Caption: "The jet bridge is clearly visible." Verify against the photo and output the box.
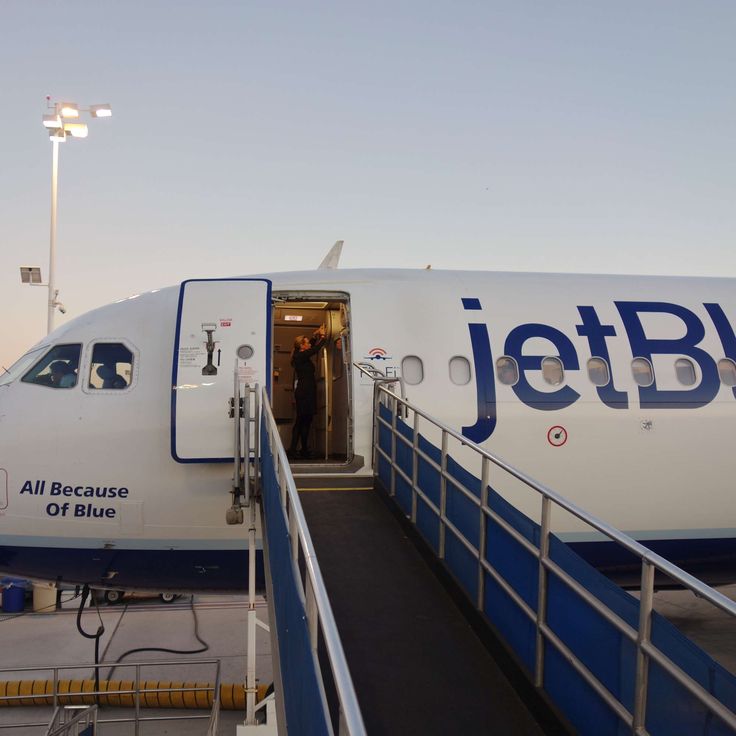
[247,373,736,735]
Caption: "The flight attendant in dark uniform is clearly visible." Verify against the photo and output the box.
[288,324,327,459]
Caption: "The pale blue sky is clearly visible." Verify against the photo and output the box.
[1,1,734,366]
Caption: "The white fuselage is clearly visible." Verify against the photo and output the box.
[1,269,734,589]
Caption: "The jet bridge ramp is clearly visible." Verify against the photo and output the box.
[298,484,559,735]
[365,383,736,736]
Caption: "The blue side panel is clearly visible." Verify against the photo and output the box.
[261,425,330,736]
[545,537,637,735]
[376,403,736,736]
[484,488,540,674]
[647,611,736,734]
[394,416,414,516]
[416,433,441,552]
[377,405,393,491]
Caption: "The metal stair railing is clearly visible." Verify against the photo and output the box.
[369,381,736,736]
[45,705,98,736]
[261,389,366,736]
[0,658,222,734]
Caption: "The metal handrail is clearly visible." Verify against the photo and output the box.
[261,390,367,736]
[0,658,221,732]
[371,383,736,734]
[355,362,406,402]
[45,704,98,736]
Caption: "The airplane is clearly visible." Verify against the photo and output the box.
[1,256,735,591]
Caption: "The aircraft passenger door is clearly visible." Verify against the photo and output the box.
[171,278,272,463]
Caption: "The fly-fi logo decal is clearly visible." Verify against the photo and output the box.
[461,297,736,444]
[365,347,392,361]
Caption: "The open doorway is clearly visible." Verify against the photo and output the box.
[271,292,355,467]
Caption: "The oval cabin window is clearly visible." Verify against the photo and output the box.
[541,357,564,386]
[631,358,654,387]
[402,356,424,386]
[587,357,610,386]
[449,356,471,386]
[718,358,736,387]
[495,356,518,385]
[674,358,696,386]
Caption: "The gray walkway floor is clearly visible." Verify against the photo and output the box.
[300,488,548,736]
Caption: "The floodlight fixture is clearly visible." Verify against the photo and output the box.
[43,114,62,129]
[39,97,112,333]
[20,266,43,285]
[59,102,79,118]
[63,122,88,138]
[90,103,112,118]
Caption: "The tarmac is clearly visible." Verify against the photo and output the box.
[0,582,735,735]
[0,592,272,735]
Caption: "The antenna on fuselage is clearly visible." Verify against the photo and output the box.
[318,240,343,269]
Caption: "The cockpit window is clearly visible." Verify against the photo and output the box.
[21,344,81,389]
[0,346,47,387]
[88,343,133,390]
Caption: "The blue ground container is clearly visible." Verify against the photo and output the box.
[1,579,28,613]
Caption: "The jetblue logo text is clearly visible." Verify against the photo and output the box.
[461,299,736,443]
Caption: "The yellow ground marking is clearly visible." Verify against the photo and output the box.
[296,486,373,492]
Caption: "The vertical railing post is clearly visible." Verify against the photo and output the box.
[254,386,261,497]
[371,385,380,476]
[411,410,419,524]
[477,456,490,610]
[53,667,59,710]
[289,502,299,562]
[390,397,397,497]
[439,430,448,559]
[305,573,319,653]
[246,498,258,725]
[633,560,655,734]
[134,663,141,736]
[233,368,241,504]
[243,383,251,506]
[534,496,552,688]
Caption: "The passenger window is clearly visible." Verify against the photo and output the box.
[88,343,133,390]
[587,357,610,387]
[541,357,564,386]
[21,344,81,389]
[631,358,654,387]
[402,356,424,385]
[718,358,736,387]
[674,358,696,386]
[495,356,518,386]
[449,356,471,386]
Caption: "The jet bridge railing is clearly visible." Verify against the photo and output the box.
[260,389,366,736]
[371,383,736,736]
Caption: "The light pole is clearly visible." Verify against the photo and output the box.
[36,98,112,333]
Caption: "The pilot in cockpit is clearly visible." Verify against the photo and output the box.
[96,364,127,389]
[49,361,76,388]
